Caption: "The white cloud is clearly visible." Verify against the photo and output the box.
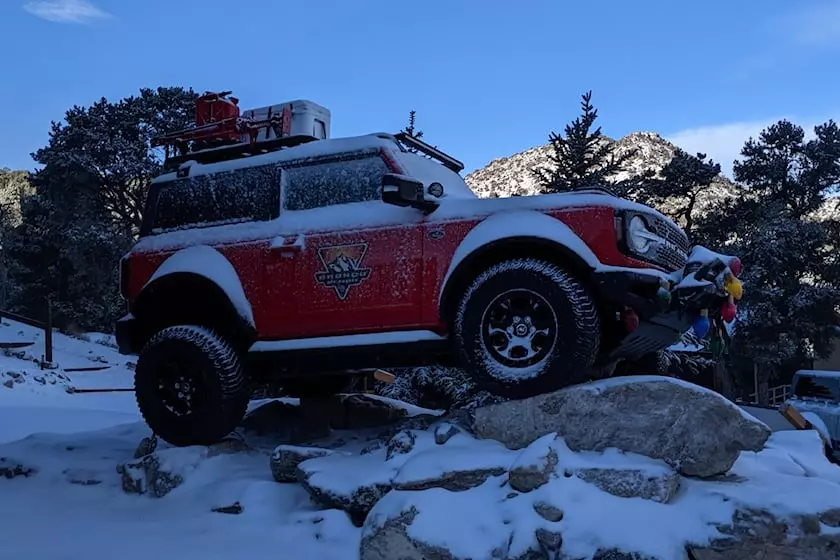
[665,115,837,178]
[665,118,789,178]
[23,0,112,24]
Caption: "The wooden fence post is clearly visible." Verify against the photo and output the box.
[45,298,53,365]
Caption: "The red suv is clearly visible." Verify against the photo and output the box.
[116,93,741,446]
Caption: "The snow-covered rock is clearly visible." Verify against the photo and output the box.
[117,437,254,497]
[508,433,559,493]
[297,448,401,526]
[0,457,36,479]
[575,467,680,504]
[472,376,771,477]
[360,490,512,560]
[687,507,840,559]
[117,446,208,497]
[393,441,513,492]
[270,444,336,483]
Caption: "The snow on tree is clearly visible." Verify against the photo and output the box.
[645,148,721,240]
[5,87,198,331]
[533,91,643,196]
[696,119,840,397]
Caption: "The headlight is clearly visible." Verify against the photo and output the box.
[627,216,660,254]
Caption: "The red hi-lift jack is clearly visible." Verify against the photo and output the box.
[151,91,294,161]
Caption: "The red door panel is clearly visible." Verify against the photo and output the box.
[293,223,424,338]
[258,237,302,338]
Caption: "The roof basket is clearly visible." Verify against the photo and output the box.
[152,91,320,171]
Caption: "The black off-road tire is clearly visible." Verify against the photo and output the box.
[134,325,249,447]
[454,258,600,399]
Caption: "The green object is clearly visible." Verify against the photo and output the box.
[655,287,672,310]
[709,327,728,358]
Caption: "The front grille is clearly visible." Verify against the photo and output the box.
[639,212,689,272]
[653,242,688,271]
[647,216,690,253]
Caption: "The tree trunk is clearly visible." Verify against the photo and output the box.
[713,360,735,400]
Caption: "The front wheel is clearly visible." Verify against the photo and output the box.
[454,258,601,399]
[134,325,249,447]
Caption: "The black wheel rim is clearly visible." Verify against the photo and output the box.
[156,357,203,417]
[479,288,558,373]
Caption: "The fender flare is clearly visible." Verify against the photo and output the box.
[141,245,255,328]
[438,210,601,313]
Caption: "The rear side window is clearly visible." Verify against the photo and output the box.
[145,164,279,234]
[282,153,389,211]
[793,375,840,402]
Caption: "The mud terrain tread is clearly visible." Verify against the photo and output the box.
[134,325,249,447]
[454,258,600,399]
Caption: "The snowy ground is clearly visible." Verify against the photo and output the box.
[1,320,838,559]
[0,320,358,559]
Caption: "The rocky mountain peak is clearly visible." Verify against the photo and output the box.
[464,130,739,214]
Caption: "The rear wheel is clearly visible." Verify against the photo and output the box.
[454,258,600,399]
[134,325,249,447]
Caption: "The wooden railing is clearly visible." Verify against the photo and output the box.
[0,304,53,366]
[748,384,791,406]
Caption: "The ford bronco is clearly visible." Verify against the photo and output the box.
[116,92,743,446]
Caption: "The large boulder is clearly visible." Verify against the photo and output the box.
[472,376,771,477]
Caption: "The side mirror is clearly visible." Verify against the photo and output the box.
[381,173,439,214]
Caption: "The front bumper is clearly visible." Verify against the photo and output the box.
[593,270,691,360]
[592,255,738,361]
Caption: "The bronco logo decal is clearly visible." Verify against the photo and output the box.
[315,243,372,300]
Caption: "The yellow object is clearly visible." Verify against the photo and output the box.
[724,273,743,300]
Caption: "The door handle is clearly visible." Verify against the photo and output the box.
[270,234,305,256]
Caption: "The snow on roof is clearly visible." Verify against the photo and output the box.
[152,133,398,182]
[795,369,840,379]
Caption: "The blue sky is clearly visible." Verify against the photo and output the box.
[1,0,839,176]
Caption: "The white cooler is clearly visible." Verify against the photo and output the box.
[241,99,331,142]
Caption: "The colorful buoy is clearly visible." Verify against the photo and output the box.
[721,298,737,323]
[692,309,710,338]
[723,273,743,300]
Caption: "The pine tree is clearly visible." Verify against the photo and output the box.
[646,148,721,239]
[5,86,198,331]
[402,110,424,154]
[695,119,840,401]
[534,91,638,195]
[403,110,424,140]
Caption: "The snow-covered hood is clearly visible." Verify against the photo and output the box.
[433,190,676,225]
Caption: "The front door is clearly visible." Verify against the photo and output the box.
[277,151,427,339]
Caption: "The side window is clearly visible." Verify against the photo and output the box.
[793,375,840,402]
[282,154,389,211]
[149,164,279,233]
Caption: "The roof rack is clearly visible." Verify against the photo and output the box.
[152,91,322,172]
[393,132,465,173]
[160,135,318,172]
